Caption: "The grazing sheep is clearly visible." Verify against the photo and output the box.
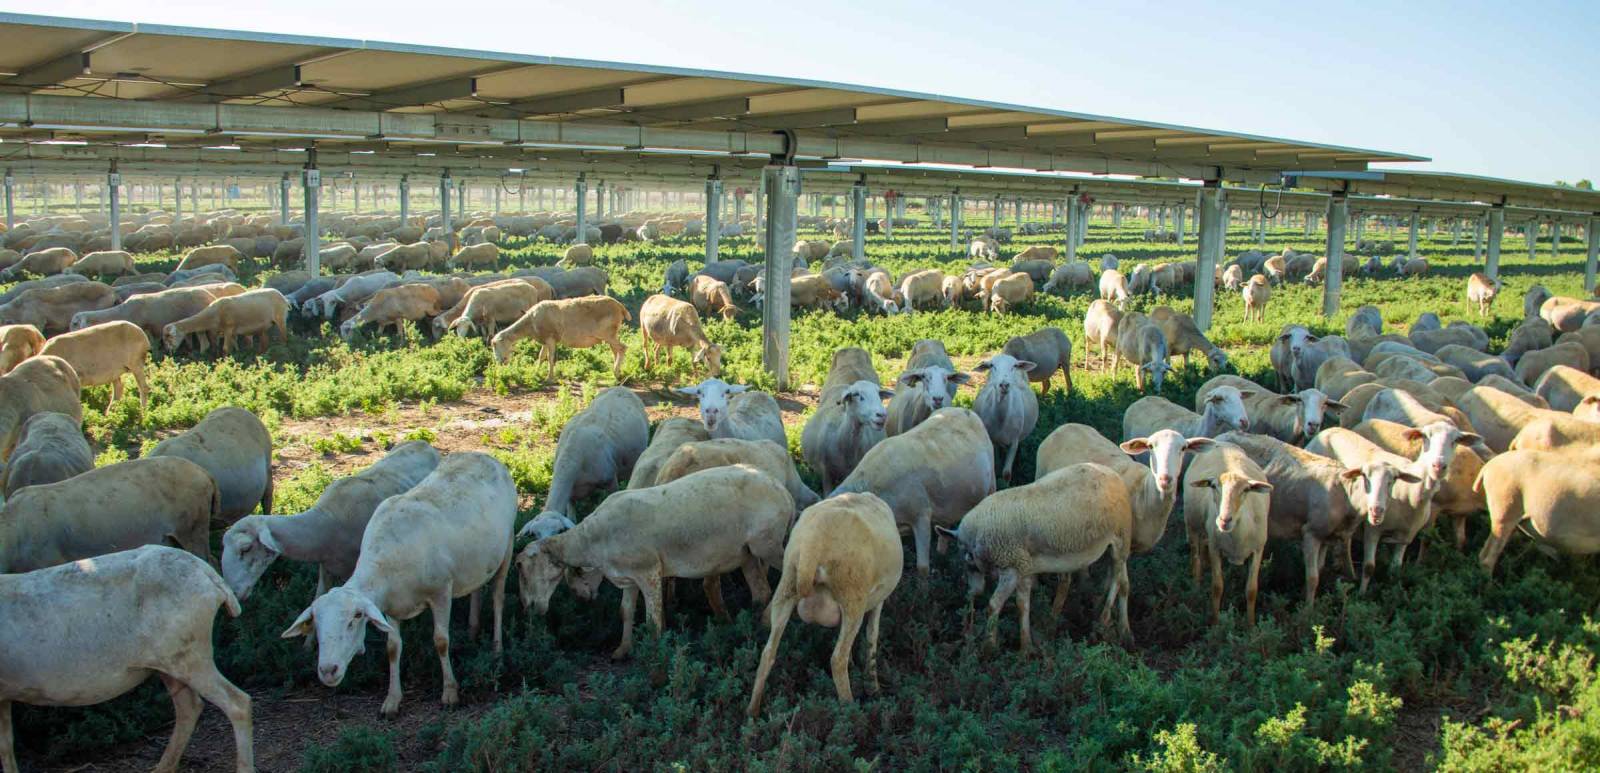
[1503,319,1556,367]
[0,545,254,773]
[38,320,150,407]
[1515,341,1590,387]
[71,286,230,341]
[1352,419,1483,550]
[858,269,901,315]
[675,377,785,447]
[561,243,594,267]
[371,243,432,272]
[1466,272,1499,315]
[1435,344,1518,383]
[1128,263,1153,295]
[803,348,891,495]
[661,259,690,296]
[885,339,971,435]
[338,284,441,341]
[0,355,81,460]
[0,323,44,374]
[149,407,273,523]
[832,407,995,577]
[1305,428,1436,592]
[0,281,116,335]
[1002,327,1073,396]
[747,493,903,715]
[65,249,135,278]
[1098,269,1130,305]
[166,264,238,288]
[1124,390,1251,442]
[963,358,1037,482]
[899,269,946,313]
[490,296,629,380]
[1113,313,1172,392]
[1540,296,1600,333]
[1346,305,1385,340]
[1262,255,1287,285]
[176,244,243,272]
[1523,284,1553,321]
[447,242,498,271]
[2,411,90,497]
[163,289,289,354]
[1084,299,1124,372]
[0,456,217,574]
[516,465,791,659]
[1151,306,1230,372]
[688,274,741,321]
[626,418,710,490]
[445,278,553,339]
[1221,263,1246,292]
[223,441,440,603]
[941,463,1136,649]
[1556,327,1600,372]
[639,294,723,377]
[1476,447,1600,574]
[1197,375,1343,444]
[1183,443,1272,625]
[1315,356,1379,402]
[1042,262,1093,295]
[542,387,649,517]
[1534,364,1600,412]
[654,437,820,512]
[0,246,76,280]
[986,271,1034,314]
[1216,432,1378,603]
[1242,274,1270,322]
[281,452,516,717]
[1291,335,1354,392]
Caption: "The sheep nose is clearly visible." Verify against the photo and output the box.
[1239,418,1250,430]
[1157,474,1173,489]
[931,396,945,408]
[318,664,341,685]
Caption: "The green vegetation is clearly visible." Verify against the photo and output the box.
[11,213,1599,771]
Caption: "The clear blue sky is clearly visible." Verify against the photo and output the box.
[10,0,1596,184]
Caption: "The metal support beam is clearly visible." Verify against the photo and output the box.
[439,171,453,253]
[1527,220,1539,261]
[755,174,765,232]
[1407,212,1419,259]
[1175,205,1186,246]
[1587,217,1599,294]
[1064,197,1079,262]
[398,174,410,225]
[762,164,800,389]
[4,50,91,89]
[304,152,321,275]
[278,173,291,225]
[1486,206,1505,280]
[199,64,302,103]
[1473,214,1485,262]
[1551,222,1561,259]
[1323,193,1349,318]
[705,176,722,263]
[1193,183,1225,331]
[575,174,589,244]
[107,162,121,251]
[851,181,867,259]
[950,193,961,251]
[3,171,13,231]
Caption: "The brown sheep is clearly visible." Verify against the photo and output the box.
[0,247,77,281]
[176,244,243,273]
[0,354,83,460]
[65,250,136,279]
[0,281,116,335]
[163,289,289,354]
[689,274,741,321]
[1515,341,1590,387]
[448,279,553,339]
[0,324,45,374]
[38,320,150,407]
[639,294,723,377]
[339,284,442,341]
[1002,327,1073,396]
[490,296,630,380]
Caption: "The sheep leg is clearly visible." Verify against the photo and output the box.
[0,700,14,773]
[614,584,639,660]
[1001,441,1020,483]
[1188,526,1205,584]
[1390,541,1408,580]
[912,511,933,581]
[703,575,730,621]
[1340,537,1357,579]
[984,569,1020,651]
[740,552,773,606]
[640,335,653,369]
[1359,530,1380,594]
[1115,555,1133,643]
[153,674,204,773]
[111,375,125,403]
[746,591,796,717]
[830,611,865,703]
[642,575,667,633]
[468,590,482,640]
[546,343,558,381]
[1453,514,1468,551]
[304,567,329,652]
[608,339,627,381]
[864,604,885,695]
[491,544,510,655]
[1245,549,1263,628]
[427,593,460,708]
[173,661,254,773]
[1050,574,1072,618]
[1015,574,1035,653]
[1208,543,1225,625]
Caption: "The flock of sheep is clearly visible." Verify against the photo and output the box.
[1,202,1598,773]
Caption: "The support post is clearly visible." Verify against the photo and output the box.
[1473,214,1485,261]
[1323,193,1349,318]
[851,180,867,259]
[1064,196,1079,262]
[575,174,589,244]
[107,162,121,251]
[1112,203,1122,228]
[190,181,198,219]
[755,174,765,231]
[1193,183,1225,331]
[303,152,321,276]
[1486,206,1505,280]
[4,170,15,231]
[1451,219,1461,246]
[398,175,410,225]
[353,177,361,213]
[1551,222,1561,259]
[279,173,291,225]
[705,175,722,262]
[175,177,183,225]
[762,164,800,389]
[1587,217,1599,294]
[1527,220,1538,261]
[1407,213,1419,259]
[1176,205,1186,246]
[949,192,961,251]
[439,171,453,253]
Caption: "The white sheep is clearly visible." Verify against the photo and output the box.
[541,386,649,516]
[802,348,891,495]
[281,452,517,717]
[885,339,971,436]
[973,354,1038,481]
[1305,428,1434,592]
[1476,447,1600,574]
[675,377,786,447]
[1123,388,1251,442]
[1182,443,1272,625]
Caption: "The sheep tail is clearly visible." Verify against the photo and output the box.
[795,547,823,598]
[1472,466,1487,494]
[200,561,243,617]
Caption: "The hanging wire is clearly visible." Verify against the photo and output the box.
[1258,183,1284,219]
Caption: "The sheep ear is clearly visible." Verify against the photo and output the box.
[1247,480,1274,493]
[358,596,396,634]
[1189,478,1213,488]
[1238,390,1257,400]
[1396,470,1424,484]
[1324,400,1347,415]
[673,386,702,397]
[1402,428,1424,441]
[975,360,993,372]
[1278,395,1302,406]
[1456,432,1483,446]
[1306,334,1321,342]
[878,389,895,400]
[257,526,283,554]
[1183,437,1216,453]
[281,607,315,639]
[1120,438,1152,454]
[933,524,960,539]
[727,384,749,394]
[949,372,973,385]
[1341,467,1366,481]
[1016,360,1037,372]
[899,371,925,387]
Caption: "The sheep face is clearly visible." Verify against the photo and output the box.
[898,367,970,412]
[69,311,90,332]
[976,355,1035,400]
[1121,430,1211,496]
[1278,325,1315,360]
[1403,420,1480,481]
[221,520,282,601]
[1189,471,1272,532]
[675,378,749,434]
[281,587,395,688]
[490,331,518,364]
[1341,462,1422,527]
[1291,388,1343,441]
[693,343,724,378]
[338,318,360,342]
[839,380,893,431]
[1202,386,1253,434]
[161,323,185,353]
[1205,347,1231,373]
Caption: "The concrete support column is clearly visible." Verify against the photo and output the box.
[1407,213,1420,259]
[6,171,17,231]
[1451,219,1461,246]
[1323,194,1349,318]
[1175,205,1187,246]
[851,182,867,259]
[574,175,589,245]
[755,174,765,232]
[107,163,122,251]
[1353,213,1363,247]
[278,174,291,225]
[1587,217,1599,294]
[1112,203,1123,229]
[949,193,961,251]
[1527,221,1539,261]
[439,171,454,254]
[733,186,744,227]
[1193,184,1226,331]
[398,175,410,225]
[493,182,501,215]
[1486,206,1505,280]
[303,154,322,276]
[762,164,800,389]
[1551,222,1561,259]
[595,182,606,221]
[1473,214,1485,261]
[705,177,722,262]
[353,178,361,213]
[1064,197,1079,262]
